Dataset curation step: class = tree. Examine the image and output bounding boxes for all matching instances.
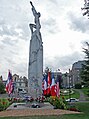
[80,42,89,86]
[0,81,5,94]
[81,0,89,19]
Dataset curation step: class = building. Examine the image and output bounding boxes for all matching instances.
[61,61,85,88]
[71,60,85,86]
[12,74,28,94]
[62,73,69,88]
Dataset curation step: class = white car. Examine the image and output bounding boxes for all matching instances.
[66,98,79,102]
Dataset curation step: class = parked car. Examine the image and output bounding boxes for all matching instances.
[31,103,40,108]
[23,96,34,102]
[66,98,79,102]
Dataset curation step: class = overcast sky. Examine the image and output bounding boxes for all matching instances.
[0,0,89,80]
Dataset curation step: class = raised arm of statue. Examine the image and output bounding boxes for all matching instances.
[30,1,41,33]
[29,1,41,42]
[30,1,37,17]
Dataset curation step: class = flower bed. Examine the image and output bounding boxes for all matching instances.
[0,98,10,111]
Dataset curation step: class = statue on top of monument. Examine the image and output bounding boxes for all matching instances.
[29,1,41,36]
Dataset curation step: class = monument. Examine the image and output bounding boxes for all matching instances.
[28,1,43,98]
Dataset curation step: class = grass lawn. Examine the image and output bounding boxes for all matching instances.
[61,114,89,119]
[0,102,89,119]
[75,102,89,114]
[82,87,89,96]
[81,88,89,100]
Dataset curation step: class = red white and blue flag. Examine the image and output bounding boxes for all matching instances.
[51,73,57,96]
[6,70,14,95]
[42,74,48,95]
[43,79,47,95]
[56,79,60,97]
[42,71,60,97]
[56,75,61,98]
[47,71,51,95]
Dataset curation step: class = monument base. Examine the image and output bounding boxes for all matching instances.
[28,87,42,99]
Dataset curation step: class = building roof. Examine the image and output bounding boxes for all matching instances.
[72,60,85,69]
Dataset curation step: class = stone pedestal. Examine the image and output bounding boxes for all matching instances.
[28,31,43,98]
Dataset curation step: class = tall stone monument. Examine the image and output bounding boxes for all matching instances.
[28,1,43,98]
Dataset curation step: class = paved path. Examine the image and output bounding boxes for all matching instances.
[75,89,86,101]
[0,109,81,117]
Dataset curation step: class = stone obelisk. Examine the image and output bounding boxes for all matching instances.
[28,1,43,98]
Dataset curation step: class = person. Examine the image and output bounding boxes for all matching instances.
[29,1,41,35]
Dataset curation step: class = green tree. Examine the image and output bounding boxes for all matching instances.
[80,42,89,87]
[0,81,5,94]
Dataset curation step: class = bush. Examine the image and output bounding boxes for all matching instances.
[67,104,79,112]
[75,83,82,89]
[87,90,89,97]
[0,98,10,111]
[0,82,6,94]
[48,96,68,109]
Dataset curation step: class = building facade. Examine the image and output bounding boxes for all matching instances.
[12,74,28,94]
[71,60,85,86]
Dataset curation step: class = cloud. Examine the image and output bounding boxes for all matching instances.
[1,37,18,46]
[0,37,28,79]
[42,18,60,34]
[0,19,19,37]
[0,0,87,79]
[13,62,28,77]
[16,24,30,41]
[0,19,29,42]
[68,12,89,33]
[45,51,85,72]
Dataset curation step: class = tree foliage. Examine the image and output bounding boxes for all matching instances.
[80,42,89,86]
[0,81,5,94]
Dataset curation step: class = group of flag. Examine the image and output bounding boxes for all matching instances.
[42,71,60,97]
[5,70,60,98]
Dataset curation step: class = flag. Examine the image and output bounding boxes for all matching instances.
[51,73,57,96]
[6,70,14,95]
[42,80,44,91]
[42,74,48,96]
[43,79,47,95]
[56,80,60,97]
[47,71,51,95]
[56,76,60,97]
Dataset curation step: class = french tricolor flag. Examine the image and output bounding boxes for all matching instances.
[47,71,51,95]
[42,74,47,96]
[51,73,57,96]
[6,70,14,95]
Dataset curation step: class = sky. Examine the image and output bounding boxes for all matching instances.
[0,0,89,80]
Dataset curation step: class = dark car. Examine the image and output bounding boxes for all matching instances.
[31,103,40,108]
